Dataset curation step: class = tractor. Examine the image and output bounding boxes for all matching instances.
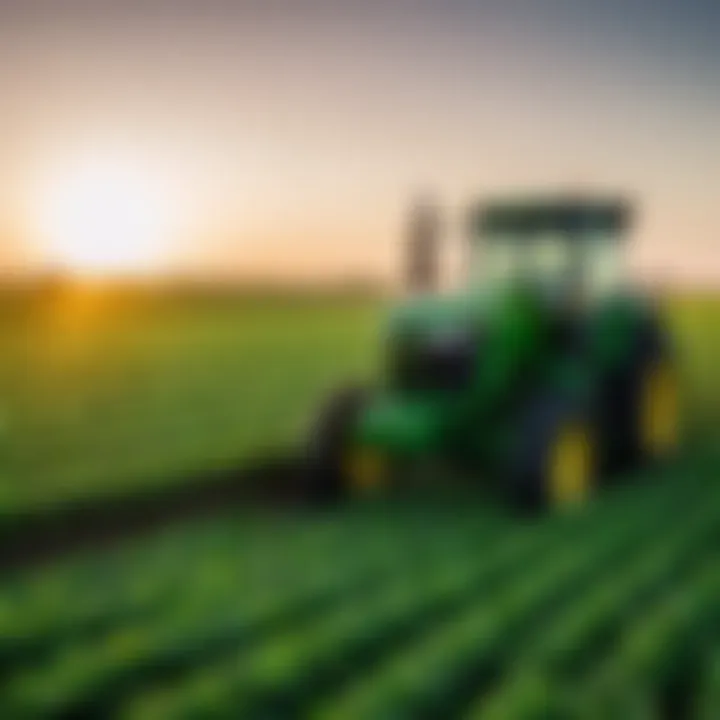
[302,195,681,511]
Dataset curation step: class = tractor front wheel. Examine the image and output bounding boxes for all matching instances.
[301,386,385,504]
[510,396,598,513]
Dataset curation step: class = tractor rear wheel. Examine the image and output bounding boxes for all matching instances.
[632,354,681,465]
[510,395,598,513]
[602,324,681,472]
[301,386,385,504]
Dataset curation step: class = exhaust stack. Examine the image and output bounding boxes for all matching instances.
[405,197,441,295]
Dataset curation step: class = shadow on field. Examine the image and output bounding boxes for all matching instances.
[2,431,715,577]
[0,454,309,575]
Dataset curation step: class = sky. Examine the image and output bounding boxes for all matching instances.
[1,0,719,284]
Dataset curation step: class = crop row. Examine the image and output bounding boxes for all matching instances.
[0,462,691,675]
[0,467,716,717]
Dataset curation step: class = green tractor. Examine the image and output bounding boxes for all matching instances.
[303,195,681,511]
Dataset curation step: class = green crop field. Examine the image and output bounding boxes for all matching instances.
[0,286,719,717]
[1,287,719,519]
[0,287,383,518]
[0,450,718,718]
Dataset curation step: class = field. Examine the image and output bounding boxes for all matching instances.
[0,451,718,718]
[0,286,719,717]
[0,287,382,519]
[1,287,719,519]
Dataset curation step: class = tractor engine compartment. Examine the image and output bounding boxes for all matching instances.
[388,327,478,394]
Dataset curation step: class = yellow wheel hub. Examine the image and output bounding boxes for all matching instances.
[344,447,386,496]
[548,424,594,508]
[640,361,680,457]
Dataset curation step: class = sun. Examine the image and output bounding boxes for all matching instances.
[38,156,171,275]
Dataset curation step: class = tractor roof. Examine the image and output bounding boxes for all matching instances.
[474,196,633,237]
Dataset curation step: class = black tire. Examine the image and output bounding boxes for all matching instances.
[301,385,369,504]
[599,319,678,473]
[509,392,598,513]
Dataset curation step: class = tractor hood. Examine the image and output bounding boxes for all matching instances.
[354,394,453,454]
[387,291,488,337]
[363,297,486,455]
[361,284,548,455]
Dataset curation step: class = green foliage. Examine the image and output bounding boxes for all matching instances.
[0,460,717,717]
[0,289,719,717]
[1,290,718,518]
[0,290,384,515]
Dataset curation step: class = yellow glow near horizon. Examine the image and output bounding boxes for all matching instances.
[37,156,172,275]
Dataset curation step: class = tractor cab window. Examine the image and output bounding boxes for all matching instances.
[473,227,627,306]
[527,233,571,281]
[476,235,518,286]
[582,233,624,299]
[470,197,632,313]
[473,232,574,292]
[519,232,575,292]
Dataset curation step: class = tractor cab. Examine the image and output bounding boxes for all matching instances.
[469,197,633,309]
[385,197,634,398]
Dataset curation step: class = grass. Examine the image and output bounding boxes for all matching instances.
[0,286,384,516]
[0,285,718,716]
[664,294,720,434]
[1,286,719,520]
[0,447,717,717]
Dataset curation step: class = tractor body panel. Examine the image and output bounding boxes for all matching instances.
[353,285,553,460]
[351,286,657,481]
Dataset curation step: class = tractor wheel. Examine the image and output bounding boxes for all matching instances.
[301,386,385,504]
[625,350,681,468]
[510,395,598,513]
[636,356,681,460]
[602,324,681,471]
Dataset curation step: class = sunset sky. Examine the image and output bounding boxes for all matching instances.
[1,0,719,284]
